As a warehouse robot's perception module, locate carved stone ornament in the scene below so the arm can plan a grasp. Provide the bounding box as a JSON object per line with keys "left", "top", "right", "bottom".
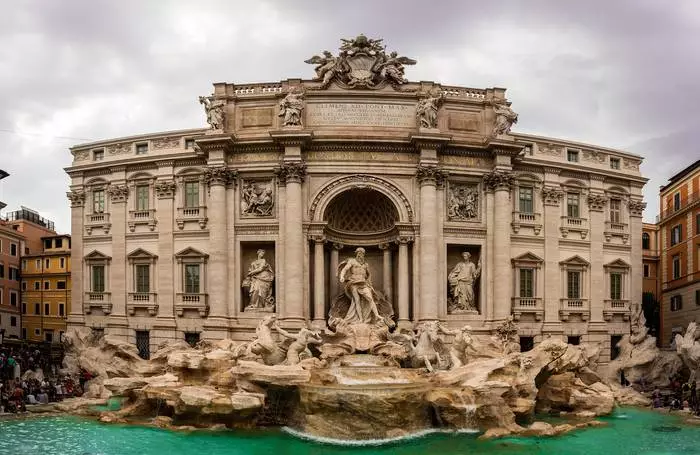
{"left": 628, "top": 200, "right": 646, "bottom": 217}
{"left": 587, "top": 194, "right": 608, "bottom": 212}
{"left": 447, "top": 183, "right": 479, "bottom": 220}
{"left": 72, "top": 151, "right": 89, "bottom": 161}
{"left": 491, "top": 99, "right": 518, "bottom": 136}
{"left": 66, "top": 190, "right": 86, "bottom": 207}
{"left": 107, "top": 185, "right": 128, "bottom": 203}
{"left": 416, "top": 88, "right": 445, "bottom": 129}
{"left": 416, "top": 165, "right": 447, "bottom": 186}
{"left": 582, "top": 150, "right": 606, "bottom": 164}
{"left": 623, "top": 158, "right": 641, "bottom": 171}
{"left": 108, "top": 143, "right": 131, "bottom": 155}
{"left": 154, "top": 180, "right": 177, "bottom": 199}
{"left": 538, "top": 145, "right": 562, "bottom": 157}
{"left": 541, "top": 186, "right": 565, "bottom": 206}
{"left": 204, "top": 166, "right": 238, "bottom": 187}
{"left": 274, "top": 162, "right": 307, "bottom": 184}
{"left": 278, "top": 88, "right": 304, "bottom": 127}
{"left": 304, "top": 34, "right": 416, "bottom": 90}
{"left": 198, "top": 95, "right": 226, "bottom": 130}
{"left": 241, "top": 180, "right": 274, "bottom": 217}
{"left": 152, "top": 136, "right": 181, "bottom": 149}
{"left": 483, "top": 170, "right": 515, "bottom": 192}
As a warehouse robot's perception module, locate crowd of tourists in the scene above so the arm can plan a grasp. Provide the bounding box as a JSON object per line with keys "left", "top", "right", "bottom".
{"left": 651, "top": 374, "right": 700, "bottom": 415}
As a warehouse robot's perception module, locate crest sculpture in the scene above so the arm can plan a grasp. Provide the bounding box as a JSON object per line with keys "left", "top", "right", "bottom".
{"left": 305, "top": 34, "right": 416, "bottom": 89}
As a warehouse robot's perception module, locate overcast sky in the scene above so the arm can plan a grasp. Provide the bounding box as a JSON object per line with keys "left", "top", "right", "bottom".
{"left": 0, "top": 0, "right": 698, "bottom": 233}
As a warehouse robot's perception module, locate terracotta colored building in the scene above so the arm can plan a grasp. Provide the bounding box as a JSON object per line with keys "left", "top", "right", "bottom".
{"left": 0, "top": 221, "right": 24, "bottom": 338}
{"left": 642, "top": 223, "right": 661, "bottom": 300}
{"left": 658, "top": 159, "right": 700, "bottom": 346}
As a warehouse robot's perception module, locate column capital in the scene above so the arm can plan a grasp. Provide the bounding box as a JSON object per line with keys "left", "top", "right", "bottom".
{"left": 416, "top": 164, "right": 447, "bottom": 187}
{"left": 155, "top": 179, "right": 177, "bottom": 199}
{"left": 204, "top": 166, "right": 238, "bottom": 187}
{"left": 332, "top": 242, "right": 344, "bottom": 251}
{"left": 483, "top": 170, "right": 515, "bottom": 192}
{"left": 66, "top": 190, "right": 86, "bottom": 207}
{"left": 309, "top": 233, "right": 326, "bottom": 243}
{"left": 396, "top": 235, "right": 415, "bottom": 245}
{"left": 628, "top": 200, "right": 646, "bottom": 218}
{"left": 107, "top": 184, "right": 128, "bottom": 203}
{"left": 542, "top": 186, "right": 565, "bottom": 206}
{"left": 587, "top": 193, "right": 608, "bottom": 212}
{"left": 275, "top": 161, "right": 307, "bottom": 185}
{"left": 378, "top": 242, "right": 392, "bottom": 250}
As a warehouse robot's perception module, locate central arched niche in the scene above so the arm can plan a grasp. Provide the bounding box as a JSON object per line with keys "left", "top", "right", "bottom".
{"left": 323, "top": 188, "right": 399, "bottom": 237}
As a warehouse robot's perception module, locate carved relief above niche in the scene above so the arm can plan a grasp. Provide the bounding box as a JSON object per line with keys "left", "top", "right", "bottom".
{"left": 241, "top": 179, "right": 275, "bottom": 218}
{"left": 446, "top": 182, "right": 480, "bottom": 221}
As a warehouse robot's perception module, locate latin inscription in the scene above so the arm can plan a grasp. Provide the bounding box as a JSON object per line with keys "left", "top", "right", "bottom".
{"left": 307, "top": 103, "right": 415, "bottom": 128}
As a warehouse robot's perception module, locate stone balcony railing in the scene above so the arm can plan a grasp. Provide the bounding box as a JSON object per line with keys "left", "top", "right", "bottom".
{"left": 603, "top": 299, "right": 630, "bottom": 321}
{"left": 559, "top": 298, "right": 590, "bottom": 321}
{"left": 127, "top": 292, "right": 158, "bottom": 316}
{"left": 84, "top": 291, "right": 112, "bottom": 314}
{"left": 128, "top": 209, "right": 157, "bottom": 232}
{"left": 85, "top": 212, "right": 111, "bottom": 235}
{"left": 175, "top": 293, "right": 209, "bottom": 317}
{"left": 560, "top": 216, "right": 589, "bottom": 239}
{"left": 604, "top": 221, "right": 629, "bottom": 243}
{"left": 176, "top": 206, "right": 208, "bottom": 229}
{"left": 511, "top": 211, "right": 542, "bottom": 235}
{"left": 511, "top": 297, "right": 544, "bottom": 321}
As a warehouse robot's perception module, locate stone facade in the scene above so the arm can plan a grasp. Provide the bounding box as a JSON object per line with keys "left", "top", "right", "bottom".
{"left": 65, "top": 36, "right": 647, "bottom": 361}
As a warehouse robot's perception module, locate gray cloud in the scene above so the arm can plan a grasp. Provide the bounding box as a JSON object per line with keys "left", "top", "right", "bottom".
{"left": 0, "top": 0, "right": 698, "bottom": 232}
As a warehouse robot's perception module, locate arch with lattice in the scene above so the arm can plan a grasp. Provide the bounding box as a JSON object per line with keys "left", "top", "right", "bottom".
{"left": 324, "top": 188, "right": 399, "bottom": 234}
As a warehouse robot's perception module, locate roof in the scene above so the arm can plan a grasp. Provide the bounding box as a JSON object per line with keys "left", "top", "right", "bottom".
{"left": 660, "top": 159, "right": 700, "bottom": 192}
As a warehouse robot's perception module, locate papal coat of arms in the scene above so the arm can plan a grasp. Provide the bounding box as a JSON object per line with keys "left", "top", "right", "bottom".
{"left": 305, "top": 34, "right": 416, "bottom": 89}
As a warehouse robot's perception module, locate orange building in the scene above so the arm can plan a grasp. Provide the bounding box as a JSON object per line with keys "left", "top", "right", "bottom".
{"left": 0, "top": 222, "right": 24, "bottom": 339}
{"left": 658, "top": 159, "right": 700, "bottom": 346}
{"left": 643, "top": 223, "right": 661, "bottom": 299}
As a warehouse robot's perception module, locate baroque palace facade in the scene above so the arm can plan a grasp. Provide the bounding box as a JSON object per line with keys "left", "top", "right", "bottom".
{"left": 65, "top": 36, "right": 646, "bottom": 360}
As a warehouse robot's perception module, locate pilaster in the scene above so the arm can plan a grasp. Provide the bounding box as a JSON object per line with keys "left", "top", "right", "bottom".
{"left": 155, "top": 176, "right": 177, "bottom": 330}
{"left": 67, "top": 189, "right": 86, "bottom": 326}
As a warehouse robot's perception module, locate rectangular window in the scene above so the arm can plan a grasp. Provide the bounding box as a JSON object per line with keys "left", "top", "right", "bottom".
{"left": 643, "top": 264, "right": 650, "bottom": 278}
{"left": 673, "top": 192, "right": 681, "bottom": 211}
{"left": 9, "top": 267, "right": 18, "bottom": 281}
{"left": 610, "top": 157, "right": 620, "bottom": 169}
{"left": 185, "top": 264, "right": 200, "bottom": 294}
{"left": 135, "top": 143, "right": 149, "bottom": 155}
{"left": 671, "top": 225, "right": 683, "bottom": 246}
{"left": 185, "top": 139, "right": 195, "bottom": 149}
{"left": 567, "top": 193, "right": 580, "bottom": 218}
{"left": 610, "top": 273, "right": 622, "bottom": 300}
{"left": 35, "top": 259, "right": 41, "bottom": 270}
{"left": 93, "top": 189, "right": 105, "bottom": 213}
{"left": 93, "top": 149, "right": 104, "bottom": 161}
{"left": 567, "top": 336, "right": 581, "bottom": 346}
{"left": 55, "top": 238, "right": 62, "bottom": 248}
{"left": 136, "top": 330, "right": 150, "bottom": 360}
{"left": 9, "top": 292, "right": 17, "bottom": 307}
{"left": 697, "top": 214, "right": 700, "bottom": 235}
{"left": 567, "top": 149, "right": 579, "bottom": 162}
{"left": 0, "top": 264, "right": 3, "bottom": 278}
{"left": 34, "top": 281, "right": 40, "bottom": 290}
{"left": 519, "top": 268, "right": 534, "bottom": 298}
{"left": 184, "top": 182, "right": 199, "bottom": 208}
{"left": 44, "top": 303, "right": 50, "bottom": 315}
{"left": 44, "top": 239, "right": 52, "bottom": 250}
{"left": 10, "top": 243, "right": 17, "bottom": 256}
{"left": 59, "top": 303, "right": 65, "bottom": 317}
{"left": 44, "top": 281, "right": 50, "bottom": 290}
{"left": 11, "top": 317, "right": 16, "bottom": 327}
{"left": 45, "top": 331, "right": 53, "bottom": 343}
{"left": 60, "top": 258, "right": 65, "bottom": 269}
{"left": 610, "top": 199, "right": 621, "bottom": 224}
{"left": 185, "top": 332, "right": 200, "bottom": 347}
{"left": 57, "top": 281, "right": 66, "bottom": 290}
{"left": 135, "top": 264, "right": 150, "bottom": 293}
{"left": 518, "top": 187, "right": 534, "bottom": 214}
{"left": 34, "top": 328, "right": 40, "bottom": 336}
{"left": 34, "top": 303, "right": 40, "bottom": 315}
{"left": 673, "top": 254, "right": 681, "bottom": 279}
{"left": 21, "top": 303, "right": 26, "bottom": 314}
{"left": 21, "top": 260, "right": 26, "bottom": 271}
{"left": 696, "top": 290, "right": 700, "bottom": 306}
{"left": 519, "top": 336, "right": 534, "bottom": 352}
{"left": 92, "top": 265, "right": 105, "bottom": 292}
{"left": 671, "top": 295, "right": 683, "bottom": 311}
{"left": 567, "top": 271, "right": 581, "bottom": 299}
{"left": 611, "top": 335, "right": 623, "bottom": 360}
{"left": 136, "top": 185, "right": 149, "bottom": 211}
{"left": 45, "top": 258, "right": 50, "bottom": 269}
{"left": 21, "top": 281, "right": 27, "bottom": 291}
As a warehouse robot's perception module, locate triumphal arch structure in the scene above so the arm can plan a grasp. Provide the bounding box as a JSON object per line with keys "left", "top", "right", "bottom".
{"left": 66, "top": 35, "right": 647, "bottom": 360}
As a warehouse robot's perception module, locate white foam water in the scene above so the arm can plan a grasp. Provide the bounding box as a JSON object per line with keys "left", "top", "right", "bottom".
{"left": 281, "top": 426, "right": 479, "bottom": 446}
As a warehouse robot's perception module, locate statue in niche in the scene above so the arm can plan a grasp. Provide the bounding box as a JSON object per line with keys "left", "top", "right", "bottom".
{"left": 241, "top": 180, "right": 274, "bottom": 217}
{"left": 416, "top": 89, "right": 444, "bottom": 129}
{"left": 329, "top": 247, "right": 395, "bottom": 329}
{"left": 448, "top": 252, "right": 482, "bottom": 313}
{"left": 447, "top": 184, "right": 479, "bottom": 220}
{"left": 198, "top": 95, "right": 225, "bottom": 130}
{"left": 242, "top": 249, "right": 275, "bottom": 312}
{"left": 278, "top": 88, "right": 304, "bottom": 127}
{"left": 491, "top": 98, "right": 518, "bottom": 136}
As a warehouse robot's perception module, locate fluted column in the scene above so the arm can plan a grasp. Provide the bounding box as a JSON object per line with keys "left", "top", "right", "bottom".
{"left": 483, "top": 170, "right": 515, "bottom": 321}
{"left": 312, "top": 236, "right": 326, "bottom": 326}
{"left": 379, "top": 243, "right": 393, "bottom": 304}
{"left": 397, "top": 236, "right": 412, "bottom": 328}
{"left": 329, "top": 243, "right": 342, "bottom": 301}
{"left": 416, "top": 165, "right": 445, "bottom": 321}
{"left": 276, "top": 161, "right": 307, "bottom": 323}
{"left": 66, "top": 190, "right": 86, "bottom": 327}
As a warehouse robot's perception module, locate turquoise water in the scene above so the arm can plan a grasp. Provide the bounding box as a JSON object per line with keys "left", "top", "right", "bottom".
{"left": 0, "top": 407, "right": 698, "bottom": 454}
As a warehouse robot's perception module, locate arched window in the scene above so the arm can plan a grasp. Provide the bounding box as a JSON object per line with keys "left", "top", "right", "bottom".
{"left": 642, "top": 233, "right": 650, "bottom": 250}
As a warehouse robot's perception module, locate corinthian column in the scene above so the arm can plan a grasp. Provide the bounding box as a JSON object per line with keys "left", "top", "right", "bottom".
{"left": 483, "top": 170, "right": 515, "bottom": 322}
{"left": 396, "top": 235, "right": 412, "bottom": 329}
{"left": 329, "top": 243, "right": 343, "bottom": 301}
{"left": 379, "top": 243, "right": 393, "bottom": 304}
{"left": 155, "top": 178, "right": 177, "bottom": 326}
{"left": 67, "top": 190, "right": 86, "bottom": 328}
{"left": 311, "top": 235, "right": 326, "bottom": 327}
{"left": 107, "top": 183, "right": 128, "bottom": 325}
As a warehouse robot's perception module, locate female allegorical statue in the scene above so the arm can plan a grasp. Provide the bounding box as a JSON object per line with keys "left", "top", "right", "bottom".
{"left": 242, "top": 249, "right": 275, "bottom": 311}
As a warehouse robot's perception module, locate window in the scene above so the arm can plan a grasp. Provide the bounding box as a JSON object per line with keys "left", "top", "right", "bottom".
{"left": 21, "top": 328, "right": 26, "bottom": 339}
{"left": 184, "top": 182, "right": 199, "bottom": 208}
{"left": 34, "top": 328, "right": 40, "bottom": 336}
{"left": 697, "top": 214, "right": 700, "bottom": 235}
{"left": 93, "top": 149, "right": 104, "bottom": 161}
{"left": 672, "top": 254, "right": 681, "bottom": 279}
{"left": 21, "top": 281, "right": 27, "bottom": 291}
{"left": 671, "top": 295, "right": 683, "bottom": 311}
{"left": 9, "top": 292, "right": 17, "bottom": 307}
{"left": 92, "top": 265, "right": 105, "bottom": 292}
{"left": 519, "top": 336, "right": 534, "bottom": 352}
{"left": 518, "top": 187, "right": 533, "bottom": 214}
{"left": 10, "top": 317, "right": 16, "bottom": 327}
{"left": 185, "top": 139, "right": 195, "bottom": 149}
{"left": 33, "top": 281, "right": 40, "bottom": 290}
{"left": 643, "top": 264, "right": 650, "bottom": 278}
{"left": 10, "top": 243, "right": 17, "bottom": 256}
{"left": 185, "top": 332, "right": 200, "bottom": 347}
{"left": 609, "top": 199, "right": 621, "bottom": 224}
{"left": 610, "top": 157, "right": 620, "bottom": 170}
{"left": 93, "top": 189, "right": 105, "bottom": 213}
{"left": 57, "top": 281, "right": 66, "bottom": 290}
{"left": 34, "top": 303, "right": 40, "bottom": 315}
{"left": 45, "top": 331, "right": 53, "bottom": 343}
{"left": 567, "top": 149, "right": 579, "bottom": 162}
{"left": 21, "top": 260, "right": 26, "bottom": 271}
{"left": 21, "top": 303, "right": 26, "bottom": 314}
{"left": 519, "top": 268, "right": 534, "bottom": 298}
{"left": 566, "top": 193, "right": 580, "bottom": 218}
{"left": 567, "top": 336, "right": 581, "bottom": 346}
{"left": 9, "top": 267, "right": 18, "bottom": 281}
{"left": 60, "top": 258, "right": 65, "bottom": 269}
{"left": 35, "top": 259, "right": 41, "bottom": 270}
{"left": 55, "top": 238, "right": 62, "bottom": 248}
{"left": 135, "top": 264, "right": 150, "bottom": 293}
{"left": 696, "top": 290, "right": 700, "bottom": 306}
{"left": 0, "top": 264, "right": 3, "bottom": 278}
{"left": 185, "top": 264, "right": 200, "bottom": 293}
{"left": 611, "top": 335, "right": 622, "bottom": 360}
{"left": 136, "top": 185, "right": 149, "bottom": 211}
{"left": 44, "top": 303, "right": 50, "bottom": 315}
{"left": 642, "top": 233, "right": 650, "bottom": 249}
{"left": 59, "top": 303, "right": 65, "bottom": 317}
{"left": 136, "top": 330, "right": 150, "bottom": 360}
{"left": 673, "top": 192, "right": 681, "bottom": 211}
{"left": 567, "top": 271, "right": 581, "bottom": 299}
{"left": 44, "top": 239, "right": 52, "bottom": 249}
{"left": 610, "top": 273, "right": 622, "bottom": 300}
{"left": 45, "top": 258, "right": 50, "bottom": 269}
{"left": 44, "top": 281, "right": 50, "bottom": 290}
{"left": 135, "top": 143, "right": 149, "bottom": 155}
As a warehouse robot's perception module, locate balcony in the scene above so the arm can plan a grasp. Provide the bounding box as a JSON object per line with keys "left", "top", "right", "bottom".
{"left": 511, "top": 211, "right": 542, "bottom": 235}
{"left": 127, "top": 292, "right": 158, "bottom": 316}
{"left": 604, "top": 221, "right": 629, "bottom": 243}
{"left": 85, "top": 212, "right": 111, "bottom": 235}
{"left": 658, "top": 191, "right": 700, "bottom": 222}
{"left": 128, "top": 209, "right": 157, "bottom": 232}
{"left": 84, "top": 291, "right": 112, "bottom": 314}
{"left": 176, "top": 206, "right": 208, "bottom": 230}
{"left": 560, "top": 216, "right": 589, "bottom": 239}
{"left": 512, "top": 297, "right": 544, "bottom": 321}
{"left": 603, "top": 299, "right": 630, "bottom": 321}
{"left": 175, "top": 293, "right": 209, "bottom": 317}
{"left": 559, "top": 298, "right": 590, "bottom": 321}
